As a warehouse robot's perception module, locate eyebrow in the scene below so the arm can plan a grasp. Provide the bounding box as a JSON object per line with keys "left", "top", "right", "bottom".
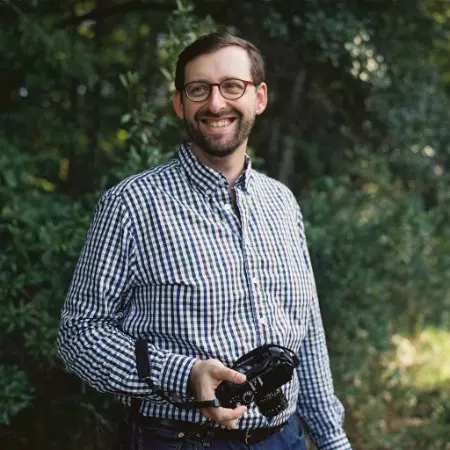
{"left": 185, "top": 76, "right": 245, "bottom": 84}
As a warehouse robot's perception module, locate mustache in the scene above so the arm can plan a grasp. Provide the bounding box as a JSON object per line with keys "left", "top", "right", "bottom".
{"left": 196, "top": 110, "right": 241, "bottom": 120}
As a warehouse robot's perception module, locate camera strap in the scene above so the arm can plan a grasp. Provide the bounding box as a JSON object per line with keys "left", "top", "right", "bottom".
{"left": 135, "top": 339, "right": 220, "bottom": 410}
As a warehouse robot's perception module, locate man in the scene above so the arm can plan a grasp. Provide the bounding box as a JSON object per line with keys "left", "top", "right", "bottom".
{"left": 58, "top": 33, "right": 352, "bottom": 449}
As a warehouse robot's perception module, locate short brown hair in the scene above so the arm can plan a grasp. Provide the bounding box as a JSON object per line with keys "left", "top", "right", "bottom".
{"left": 174, "top": 33, "right": 265, "bottom": 91}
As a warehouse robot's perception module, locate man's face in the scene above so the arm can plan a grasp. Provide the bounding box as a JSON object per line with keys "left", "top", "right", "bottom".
{"left": 173, "top": 46, "right": 267, "bottom": 158}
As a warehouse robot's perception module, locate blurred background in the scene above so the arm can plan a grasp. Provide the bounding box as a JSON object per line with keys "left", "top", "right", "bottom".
{"left": 0, "top": 0, "right": 449, "bottom": 449}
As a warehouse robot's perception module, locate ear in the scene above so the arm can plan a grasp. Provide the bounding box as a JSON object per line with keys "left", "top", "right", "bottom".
{"left": 255, "top": 82, "right": 268, "bottom": 116}
{"left": 173, "top": 91, "right": 185, "bottom": 119}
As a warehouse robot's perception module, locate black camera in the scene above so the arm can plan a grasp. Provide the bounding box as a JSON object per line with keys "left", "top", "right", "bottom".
{"left": 215, "top": 344, "right": 299, "bottom": 418}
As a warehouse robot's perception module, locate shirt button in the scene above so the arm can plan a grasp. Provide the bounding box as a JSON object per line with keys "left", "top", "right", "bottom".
{"left": 252, "top": 277, "right": 259, "bottom": 285}
{"left": 260, "top": 316, "right": 267, "bottom": 325}
{"left": 224, "top": 203, "right": 232, "bottom": 211}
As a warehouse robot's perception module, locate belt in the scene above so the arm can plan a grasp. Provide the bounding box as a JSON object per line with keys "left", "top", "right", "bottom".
{"left": 134, "top": 415, "right": 287, "bottom": 445}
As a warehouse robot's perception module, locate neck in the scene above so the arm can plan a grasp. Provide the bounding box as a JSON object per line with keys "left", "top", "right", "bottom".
{"left": 191, "top": 142, "right": 247, "bottom": 186}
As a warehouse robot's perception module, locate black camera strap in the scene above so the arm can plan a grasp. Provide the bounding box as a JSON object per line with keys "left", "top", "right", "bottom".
{"left": 134, "top": 339, "right": 220, "bottom": 410}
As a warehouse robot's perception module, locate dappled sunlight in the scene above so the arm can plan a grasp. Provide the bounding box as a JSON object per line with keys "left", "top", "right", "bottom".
{"left": 344, "top": 328, "right": 450, "bottom": 449}
{"left": 390, "top": 328, "right": 450, "bottom": 389}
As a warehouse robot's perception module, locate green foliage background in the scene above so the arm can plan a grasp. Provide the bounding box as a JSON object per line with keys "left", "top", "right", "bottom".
{"left": 1, "top": 1, "right": 449, "bottom": 449}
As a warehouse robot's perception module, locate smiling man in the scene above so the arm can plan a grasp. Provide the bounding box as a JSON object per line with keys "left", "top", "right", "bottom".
{"left": 58, "top": 33, "right": 352, "bottom": 450}
{"left": 175, "top": 45, "right": 265, "bottom": 159}
{"left": 173, "top": 42, "right": 267, "bottom": 186}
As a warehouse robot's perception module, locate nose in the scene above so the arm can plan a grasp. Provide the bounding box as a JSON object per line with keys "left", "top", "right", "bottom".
{"left": 206, "top": 85, "right": 227, "bottom": 113}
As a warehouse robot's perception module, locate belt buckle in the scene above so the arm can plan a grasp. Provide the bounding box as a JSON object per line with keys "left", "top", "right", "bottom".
{"left": 244, "top": 429, "right": 253, "bottom": 444}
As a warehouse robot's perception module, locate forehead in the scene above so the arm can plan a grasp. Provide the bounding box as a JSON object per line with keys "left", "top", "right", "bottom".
{"left": 184, "top": 46, "right": 252, "bottom": 82}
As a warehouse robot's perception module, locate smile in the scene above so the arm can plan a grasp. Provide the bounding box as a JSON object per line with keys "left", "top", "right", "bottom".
{"left": 200, "top": 118, "right": 236, "bottom": 128}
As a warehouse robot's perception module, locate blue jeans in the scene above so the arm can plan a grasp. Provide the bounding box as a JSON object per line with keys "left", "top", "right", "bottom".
{"left": 121, "top": 414, "right": 306, "bottom": 449}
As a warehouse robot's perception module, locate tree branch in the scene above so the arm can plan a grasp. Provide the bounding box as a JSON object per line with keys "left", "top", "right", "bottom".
{"left": 277, "top": 68, "right": 307, "bottom": 184}
{"left": 59, "top": 0, "right": 174, "bottom": 28}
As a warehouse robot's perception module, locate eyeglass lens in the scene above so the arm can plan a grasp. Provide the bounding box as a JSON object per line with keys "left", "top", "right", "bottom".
{"left": 185, "top": 79, "right": 246, "bottom": 101}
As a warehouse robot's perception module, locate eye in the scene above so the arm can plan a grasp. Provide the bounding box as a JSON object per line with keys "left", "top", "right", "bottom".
{"left": 186, "top": 83, "right": 209, "bottom": 97}
{"left": 221, "top": 79, "right": 244, "bottom": 94}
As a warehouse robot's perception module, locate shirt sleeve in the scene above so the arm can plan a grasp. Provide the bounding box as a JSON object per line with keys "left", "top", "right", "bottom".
{"left": 296, "top": 206, "right": 352, "bottom": 450}
{"left": 57, "top": 193, "right": 197, "bottom": 400}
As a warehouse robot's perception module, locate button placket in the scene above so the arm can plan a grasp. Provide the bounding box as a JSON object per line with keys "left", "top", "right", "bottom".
{"left": 238, "top": 189, "right": 265, "bottom": 342}
{"left": 250, "top": 273, "right": 267, "bottom": 330}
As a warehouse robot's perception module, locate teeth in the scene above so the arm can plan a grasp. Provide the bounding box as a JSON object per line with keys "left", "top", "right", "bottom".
{"left": 205, "top": 119, "right": 232, "bottom": 128}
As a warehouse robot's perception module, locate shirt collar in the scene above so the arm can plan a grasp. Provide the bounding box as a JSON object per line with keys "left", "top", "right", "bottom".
{"left": 178, "top": 141, "right": 254, "bottom": 197}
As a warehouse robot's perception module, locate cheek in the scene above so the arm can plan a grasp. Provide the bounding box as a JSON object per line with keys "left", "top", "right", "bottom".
{"left": 184, "top": 105, "right": 201, "bottom": 121}
{"left": 227, "top": 100, "right": 250, "bottom": 117}
{"left": 241, "top": 101, "right": 257, "bottom": 117}
{"left": 179, "top": 96, "right": 199, "bottom": 120}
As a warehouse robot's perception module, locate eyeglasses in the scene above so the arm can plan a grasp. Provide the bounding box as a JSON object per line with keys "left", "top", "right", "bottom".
{"left": 183, "top": 78, "right": 255, "bottom": 102}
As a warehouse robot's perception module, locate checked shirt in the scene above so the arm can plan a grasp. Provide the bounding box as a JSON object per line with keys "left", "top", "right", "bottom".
{"left": 57, "top": 142, "right": 351, "bottom": 449}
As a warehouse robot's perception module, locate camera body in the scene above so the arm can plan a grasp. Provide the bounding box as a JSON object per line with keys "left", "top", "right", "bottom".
{"left": 215, "top": 344, "right": 299, "bottom": 418}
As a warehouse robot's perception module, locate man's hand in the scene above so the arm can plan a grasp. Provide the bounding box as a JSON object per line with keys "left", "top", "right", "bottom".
{"left": 189, "top": 359, "right": 247, "bottom": 429}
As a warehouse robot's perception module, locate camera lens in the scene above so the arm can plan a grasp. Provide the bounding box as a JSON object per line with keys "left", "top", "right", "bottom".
{"left": 256, "top": 389, "right": 288, "bottom": 418}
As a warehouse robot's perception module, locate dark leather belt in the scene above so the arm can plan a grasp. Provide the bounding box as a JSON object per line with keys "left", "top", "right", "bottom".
{"left": 134, "top": 415, "right": 286, "bottom": 445}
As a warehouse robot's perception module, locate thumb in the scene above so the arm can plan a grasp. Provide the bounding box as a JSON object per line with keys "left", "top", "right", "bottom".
{"left": 217, "top": 367, "right": 246, "bottom": 384}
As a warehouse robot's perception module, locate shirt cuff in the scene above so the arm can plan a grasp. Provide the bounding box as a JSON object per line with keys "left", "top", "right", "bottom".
{"left": 150, "top": 350, "right": 198, "bottom": 398}
{"left": 319, "top": 435, "right": 352, "bottom": 450}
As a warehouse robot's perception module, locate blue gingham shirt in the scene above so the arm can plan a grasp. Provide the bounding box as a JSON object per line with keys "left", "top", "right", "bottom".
{"left": 58, "top": 142, "right": 351, "bottom": 449}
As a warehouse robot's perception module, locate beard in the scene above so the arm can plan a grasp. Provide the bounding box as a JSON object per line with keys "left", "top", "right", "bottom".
{"left": 184, "top": 109, "right": 256, "bottom": 157}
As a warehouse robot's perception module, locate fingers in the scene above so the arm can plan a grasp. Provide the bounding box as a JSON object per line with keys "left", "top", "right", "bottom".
{"left": 190, "top": 359, "right": 246, "bottom": 394}
{"left": 189, "top": 359, "right": 248, "bottom": 428}
{"left": 203, "top": 405, "right": 247, "bottom": 429}
{"left": 221, "top": 417, "right": 239, "bottom": 430}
